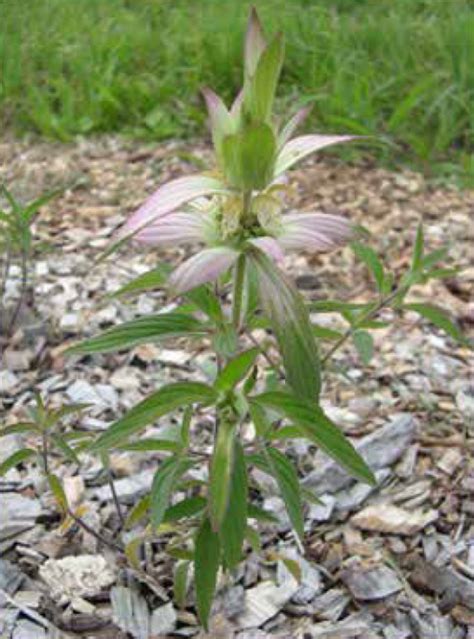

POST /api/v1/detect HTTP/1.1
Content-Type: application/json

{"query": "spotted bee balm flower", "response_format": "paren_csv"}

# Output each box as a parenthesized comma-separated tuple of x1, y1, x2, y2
(124, 8, 356, 297)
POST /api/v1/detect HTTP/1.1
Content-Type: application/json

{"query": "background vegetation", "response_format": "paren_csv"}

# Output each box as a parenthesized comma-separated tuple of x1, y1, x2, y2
(1, 0, 473, 183)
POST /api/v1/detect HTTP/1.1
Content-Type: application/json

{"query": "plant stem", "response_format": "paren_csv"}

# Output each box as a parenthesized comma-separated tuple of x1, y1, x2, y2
(321, 287, 405, 365)
(107, 467, 125, 528)
(8, 249, 29, 335)
(232, 254, 246, 330)
(67, 507, 123, 553)
(41, 431, 49, 475)
(0, 248, 12, 335)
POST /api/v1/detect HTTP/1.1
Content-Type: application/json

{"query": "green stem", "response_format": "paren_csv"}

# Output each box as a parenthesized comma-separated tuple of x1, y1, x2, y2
(232, 254, 246, 331)
(321, 286, 406, 365)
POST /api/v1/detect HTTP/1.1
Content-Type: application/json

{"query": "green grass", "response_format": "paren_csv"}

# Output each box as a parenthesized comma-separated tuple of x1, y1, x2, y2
(1, 0, 473, 183)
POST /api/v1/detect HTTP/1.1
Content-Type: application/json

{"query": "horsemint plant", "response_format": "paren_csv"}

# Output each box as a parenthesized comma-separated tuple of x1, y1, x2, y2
(1, 8, 468, 630)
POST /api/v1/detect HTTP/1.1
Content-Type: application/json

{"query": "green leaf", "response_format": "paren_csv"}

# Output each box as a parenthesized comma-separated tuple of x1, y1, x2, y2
(0, 422, 39, 436)
(67, 313, 206, 354)
(404, 303, 468, 344)
(124, 536, 143, 571)
(46, 403, 89, 427)
(47, 473, 68, 514)
(245, 525, 262, 552)
(221, 123, 276, 191)
(180, 407, 193, 449)
(220, 441, 248, 569)
(249, 248, 321, 401)
(50, 434, 81, 465)
(352, 330, 374, 365)
(247, 503, 279, 523)
(352, 242, 385, 292)
(308, 300, 368, 313)
(249, 402, 273, 437)
(110, 265, 170, 297)
(312, 325, 344, 341)
(209, 420, 236, 531)
(21, 186, 64, 224)
(90, 382, 217, 451)
(0, 448, 36, 476)
(174, 560, 190, 609)
(185, 285, 224, 324)
(212, 324, 239, 359)
(246, 32, 284, 123)
(125, 495, 150, 529)
(194, 517, 221, 630)
(421, 247, 448, 270)
(163, 496, 207, 523)
(252, 391, 376, 486)
(266, 447, 304, 540)
(411, 223, 424, 272)
(151, 457, 193, 530)
(215, 348, 259, 393)
(269, 425, 302, 440)
(117, 438, 180, 453)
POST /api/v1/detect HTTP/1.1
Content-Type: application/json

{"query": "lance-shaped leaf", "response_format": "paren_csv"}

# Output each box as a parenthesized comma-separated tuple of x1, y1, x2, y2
(90, 382, 217, 451)
(202, 88, 237, 162)
(244, 7, 267, 79)
(221, 122, 276, 190)
(194, 517, 221, 630)
(265, 447, 304, 540)
(174, 560, 190, 609)
(275, 134, 357, 175)
(209, 420, 236, 531)
(252, 391, 376, 485)
(352, 330, 374, 365)
(245, 32, 284, 123)
(352, 242, 385, 292)
(215, 347, 259, 393)
(151, 456, 193, 530)
(220, 441, 248, 569)
(123, 175, 228, 240)
(249, 247, 321, 401)
(163, 496, 207, 523)
(0, 448, 36, 476)
(411, 223, 424, 272)
(404, 303, 468, 345)
(48, 473, 68, 515)
(185, 285, 224, 324)
(117, 438, 180, 453)
(169, 247, 239, 295)
(67, 313, 207, 354)
(279, 105, 312, 148)
(110, 265, 171, 298)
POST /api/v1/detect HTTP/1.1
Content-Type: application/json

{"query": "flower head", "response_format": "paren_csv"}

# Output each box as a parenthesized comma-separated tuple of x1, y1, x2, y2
(123, 8, 358, 294)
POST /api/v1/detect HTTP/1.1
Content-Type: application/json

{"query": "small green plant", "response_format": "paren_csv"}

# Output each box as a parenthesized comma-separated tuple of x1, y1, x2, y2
(1, 8, 469, 630)
(0, 184, 60, 339)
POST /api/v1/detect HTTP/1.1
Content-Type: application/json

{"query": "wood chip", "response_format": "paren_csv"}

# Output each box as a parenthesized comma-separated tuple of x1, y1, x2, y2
(351, 503, 438, 535)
